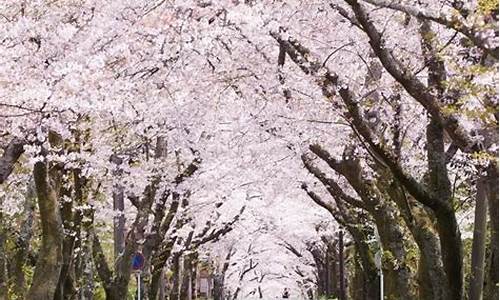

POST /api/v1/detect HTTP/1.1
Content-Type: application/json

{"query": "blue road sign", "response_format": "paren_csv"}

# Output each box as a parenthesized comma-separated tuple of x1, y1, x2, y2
(132, 252, 145, 271)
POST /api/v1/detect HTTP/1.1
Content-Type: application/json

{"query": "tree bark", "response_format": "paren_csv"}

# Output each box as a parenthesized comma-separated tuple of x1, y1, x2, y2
(159, 269, 166, 300)
(26, 161, 64, 300)
(468, 177, 489, 300)
(180, 254, 194, 300)
(386, 182, 448, 300)
(214, 247, 233, 300)
(485, 163, 499, 299)
(111, 155, 125, 262)
(301, 184, 379, 299)
(0, 214, 7, 300)
(0, 137, 25, 184)
(55, 171, 84, 300)
(351, 253, 366, 300)
(149, 237, 177, 300)
(426, 117, 463, 300)
(11, 181, 36, 299)
(338, 230, 346, 300)
(169, 253, 181, 300)
(306, 146, 415, 299)
(357, 0, 499, 59)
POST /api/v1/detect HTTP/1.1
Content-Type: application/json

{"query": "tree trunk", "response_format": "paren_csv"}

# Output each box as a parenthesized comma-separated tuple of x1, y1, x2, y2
(113, 185, 125, 259)
(159, 269, 166, 300)
(26, 161, 64, 300)
(468, 177, 489, 300)
(434, 208, 463, 300)
(331, 251, 339, 297)
(55, 178, 78, 300)
(149, 237, 177, 300)
(325, 245, 332, 297)
(349, 234, 379, 299)
(338, 230, 346, 300)
(76, 204, 95, 300)
(11, 181, 36, 299)
(180, 254, 195, 300)
(485, 163, 499, 299)
(79, 237, 94, 300)
(0, 218, 7, 300)
(111, 155, 125, 261)
(307, 144, 414, 299)
(214, 273, 225, 300)
(370, 203, 414, 299)
(169, 254, 181, 300)
(426, 117, 463, 300)
(350, 254, 364, 300)
(385, 180, 449, 300)
(310, 246, 326, 296)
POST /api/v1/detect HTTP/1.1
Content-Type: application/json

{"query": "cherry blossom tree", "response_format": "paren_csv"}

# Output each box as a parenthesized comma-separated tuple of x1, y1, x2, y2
(0, 0, 497, 299)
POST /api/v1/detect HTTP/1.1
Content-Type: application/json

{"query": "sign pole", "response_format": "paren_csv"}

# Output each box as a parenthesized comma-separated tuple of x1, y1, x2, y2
(374, 227, 384, 300)
(132, 252, 145, 300)
(137, 272, 141, 300)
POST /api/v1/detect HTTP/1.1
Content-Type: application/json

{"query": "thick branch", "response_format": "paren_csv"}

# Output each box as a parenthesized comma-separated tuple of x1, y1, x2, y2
(0, 137, 25, 184)
(191, 206, 245, 248)
(174, 157, 202, 184)
(301, 183, 379, 293)
(359, 0, 498, 59)
(343, 0, 480, 153)
(92, 233, 113, 290)
(275, 30, 449, 213)
(282, 241, 303, 258)
(301, 154, 368, 210)
(308, 144, 381, 207)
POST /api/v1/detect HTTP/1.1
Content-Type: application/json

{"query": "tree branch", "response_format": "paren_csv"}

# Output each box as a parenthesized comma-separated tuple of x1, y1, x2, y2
(359, 0, 498, 59)
(301, 154, 368, 210)
(0, 137, 25, 184)
(343, 0, 480, 153)
(271, 31, 448, 213)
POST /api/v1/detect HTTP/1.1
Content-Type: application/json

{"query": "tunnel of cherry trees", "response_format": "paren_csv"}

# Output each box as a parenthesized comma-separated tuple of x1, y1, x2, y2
(0, 0, 498, 299)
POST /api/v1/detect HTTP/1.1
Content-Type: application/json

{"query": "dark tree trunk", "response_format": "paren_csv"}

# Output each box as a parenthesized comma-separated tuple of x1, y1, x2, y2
(11, 182, 36, 299)
(302, 183, 379, 300)
(159, 269, 166, 300)
(26, 161, 64, 300)
(113, 185, 125, 259)
(350, 253, 366, 300)
(76, 203, 95, 300)
(384, 179, 449, 300)
(325, 242, 337, 297)
(426, 117, 463, 300)
(331, 251, 339, 297)
(213, 274, 225, 300)
(485, 163, 499, 299)
(325, 245, 332, 296)
(343, 225, 379, 299)
(169, 254, 181, 300)
(55, 172, 82, 300)
(0, 216, 7, 300)
(214, 247, 233, 300)
(338, 230, 346, 300)
(358, 200, 413, 299)
(468, 177, 489, 300)
(306, 144, 415, 299)
(111, 155, 125, 261)
(180, 254, 193, 300)
(309, 246, 326, 296)
(149, 237, 177, 300)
